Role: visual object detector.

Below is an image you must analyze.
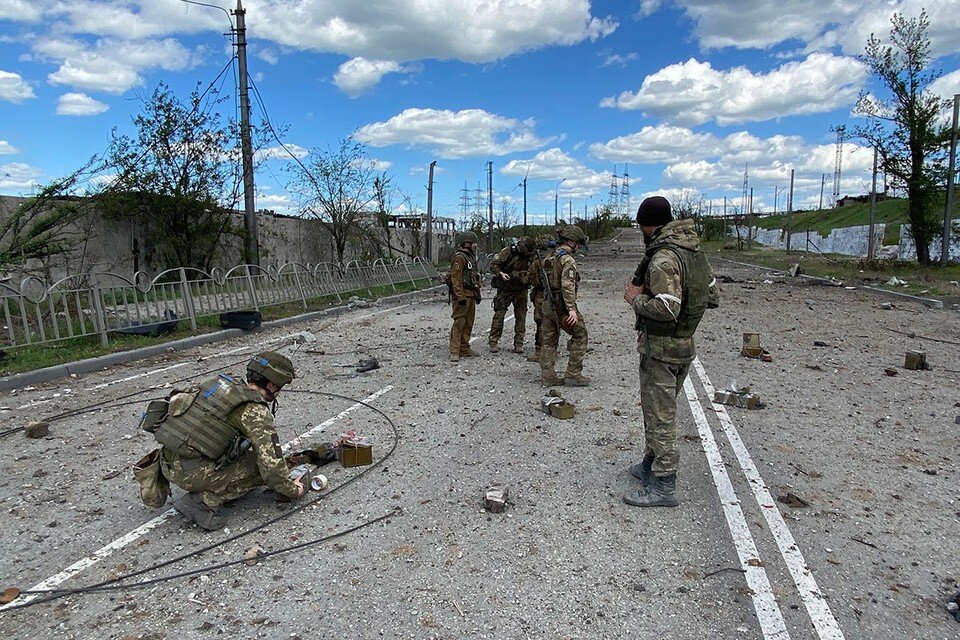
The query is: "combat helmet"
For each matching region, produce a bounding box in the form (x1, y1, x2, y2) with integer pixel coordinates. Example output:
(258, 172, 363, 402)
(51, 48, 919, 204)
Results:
(558, 224, 589, 246)
(516, 236, 536, 255)
(247, 351, 296, 387)
(457, 231, 479, 246)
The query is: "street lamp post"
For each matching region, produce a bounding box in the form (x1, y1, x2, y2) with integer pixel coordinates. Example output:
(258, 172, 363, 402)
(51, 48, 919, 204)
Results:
(554, 178, 566, 226)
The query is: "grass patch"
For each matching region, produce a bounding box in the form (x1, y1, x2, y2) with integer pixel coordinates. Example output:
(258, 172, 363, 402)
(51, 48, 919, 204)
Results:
(752, 198, 909, 244)
(0, 278, 438, 376)
(705, 241, 960, 298)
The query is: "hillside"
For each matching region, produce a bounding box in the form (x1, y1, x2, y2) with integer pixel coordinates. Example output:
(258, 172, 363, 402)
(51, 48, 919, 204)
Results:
(751, 198, 909, 244)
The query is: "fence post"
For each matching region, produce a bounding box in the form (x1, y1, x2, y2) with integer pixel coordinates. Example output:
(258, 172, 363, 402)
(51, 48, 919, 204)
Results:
(179, 268, 198, 332)
(91, 280, 109, 347)
(364, 262, 375, 299)
(381, 260, 397, 292)
(291, 268, 308, 310)
(401, 260, 415, 286)
(245, 265, 260, 310)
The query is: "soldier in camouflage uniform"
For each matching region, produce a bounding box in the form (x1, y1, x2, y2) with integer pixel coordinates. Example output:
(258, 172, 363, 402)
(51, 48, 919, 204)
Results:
(488, 236, 535, 354)
(525, 234, 557, 363)
(539, 225, 590, 387)
(137, 351, 305, 530)
(448, 231, 482, 362)
(622, 197, 720, 508)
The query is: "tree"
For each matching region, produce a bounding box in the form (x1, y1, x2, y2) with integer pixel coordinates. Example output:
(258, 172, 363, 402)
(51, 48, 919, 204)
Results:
(0, 162, 100, 273)
(290, 137, 385, 264)
(853, 10, 950, 265)
(99, 83, 246, 271)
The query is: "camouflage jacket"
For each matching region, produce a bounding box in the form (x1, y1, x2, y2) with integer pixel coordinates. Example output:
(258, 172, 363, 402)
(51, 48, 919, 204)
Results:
(490, 246, 532, 290)
(449, 249, 481, 301)
(632, 218, 720, 363)
(227, 402, 300, 499)
(544, 246, 580, 314)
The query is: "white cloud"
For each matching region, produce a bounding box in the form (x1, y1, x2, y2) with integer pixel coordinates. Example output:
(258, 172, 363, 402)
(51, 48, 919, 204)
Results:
(256, 144, 309, 162)
(590, 125, 720, 164)
(56, 92, 109, 115)
(370, 158, 393, 171)
(500, 148, 609, 199)
(257, 47, 280, 65)
(251, 0, 617, 64)
(0, 162, 43, 193)
(601, 52, 638, 67)
(930, 69, 960, 102)
(45, 0, 225, 39)
(601, 53, 867, 125)
(0, 0, 42, 22)
(38, 37, 199, 94)
(355, 108, 552, 158)
(256, 193, 298, 216)
(636, 1, 662, 18)
(0, 140, 17, 155)
(0, 69, 36, 103)
(333, 57, 403, 97)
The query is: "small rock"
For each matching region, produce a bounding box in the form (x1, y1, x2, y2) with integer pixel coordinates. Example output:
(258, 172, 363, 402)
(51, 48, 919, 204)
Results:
(24, 421, 50, 438)
(803, 298, 815, 307)
(880, 302, 893, 310)
(484, 484, 509, 513)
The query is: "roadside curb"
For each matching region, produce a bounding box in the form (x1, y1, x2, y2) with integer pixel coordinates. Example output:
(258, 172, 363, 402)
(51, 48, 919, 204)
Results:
(712, 256, 946, 309)
(0, 284, 446, 392)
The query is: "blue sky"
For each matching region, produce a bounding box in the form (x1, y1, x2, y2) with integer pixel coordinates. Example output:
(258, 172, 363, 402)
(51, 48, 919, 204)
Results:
(1, 0, 959, 227)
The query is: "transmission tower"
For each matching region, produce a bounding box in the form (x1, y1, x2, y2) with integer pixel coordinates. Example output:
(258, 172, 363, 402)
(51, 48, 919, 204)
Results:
(474, 182, 485, 216)
(619, 164, 630, 216)
(740, 163, 749, 215)
(460, 181, 471, 216)
(608, 164, 619, 213)
(831, 125, 846, 208)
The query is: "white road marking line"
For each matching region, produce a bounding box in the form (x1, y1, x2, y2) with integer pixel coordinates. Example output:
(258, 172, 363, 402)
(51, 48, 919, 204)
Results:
(692, 358, 846, 640)
(469, 313, 515, 344)
(682, 377, 792, 640)
(1, 385, 394, 611)
(355, 302, 414, 321)
(90, 362, 191, 391)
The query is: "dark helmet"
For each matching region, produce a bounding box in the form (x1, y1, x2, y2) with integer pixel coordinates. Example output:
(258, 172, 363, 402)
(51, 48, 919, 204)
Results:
(636, 196, 673, 227)
(558, 225, 588, 245)
(537, 233, 557, 249)
(516, 236, 536, 255)
(247, 351, 296, 387)
(457, 231, 479, 245)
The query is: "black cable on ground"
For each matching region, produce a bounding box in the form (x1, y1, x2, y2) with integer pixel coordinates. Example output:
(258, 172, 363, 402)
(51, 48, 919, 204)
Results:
(2, 389, 400, 612)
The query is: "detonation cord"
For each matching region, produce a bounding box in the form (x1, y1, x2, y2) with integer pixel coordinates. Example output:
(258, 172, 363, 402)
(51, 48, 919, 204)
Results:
(1, 389, 401, 612)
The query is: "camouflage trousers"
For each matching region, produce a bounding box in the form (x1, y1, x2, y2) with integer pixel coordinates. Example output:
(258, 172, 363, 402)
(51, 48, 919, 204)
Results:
(489, 288, 528, 348)
(449, 298, 477, 355)
(538, 298, 588, 378)
(530, 291, 544, 352)
(638, 354, 691, 476)
(161, 449, 264, 509)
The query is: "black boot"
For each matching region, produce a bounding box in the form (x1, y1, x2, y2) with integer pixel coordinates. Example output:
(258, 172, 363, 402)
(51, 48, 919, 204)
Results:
(173, 492, 225, 530)
(622, 473, 679, 508)
(630, 451, 655, 490)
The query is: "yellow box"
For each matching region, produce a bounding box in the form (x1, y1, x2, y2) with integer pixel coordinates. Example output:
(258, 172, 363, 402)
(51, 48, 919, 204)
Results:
(340, 443, 373, 467)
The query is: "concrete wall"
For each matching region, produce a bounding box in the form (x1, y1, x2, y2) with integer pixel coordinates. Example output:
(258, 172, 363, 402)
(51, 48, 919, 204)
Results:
(746, 221, 959, 262)
(0, 195, 455, 281)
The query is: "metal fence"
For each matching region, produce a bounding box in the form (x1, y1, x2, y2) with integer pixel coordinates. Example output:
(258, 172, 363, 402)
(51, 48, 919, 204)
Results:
(0, 258, 440, 349)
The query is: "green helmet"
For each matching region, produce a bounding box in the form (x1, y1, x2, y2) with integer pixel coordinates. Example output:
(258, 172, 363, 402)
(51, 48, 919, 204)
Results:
(516, 236, 536, 255)
(558, 225, 588, 245)
(248, 351, 296, 387)
(457, 231, 479, 245)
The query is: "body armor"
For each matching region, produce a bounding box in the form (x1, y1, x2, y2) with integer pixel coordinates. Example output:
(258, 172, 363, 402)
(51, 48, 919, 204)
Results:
(151, 374, 266, 460)
(635, 242, 711, 338)
(452, 248, 479, 291)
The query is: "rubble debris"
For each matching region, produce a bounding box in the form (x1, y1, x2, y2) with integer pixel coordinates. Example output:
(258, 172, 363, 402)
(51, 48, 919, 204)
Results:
(886, 276, 908, 287)
(24, 421, 50, 438)
(787, 263, 802, 277)
(540, 395, 576, 419)
(884, 368, 898, 377)
(243, 545, 264, 566)
(292, 331, 317, 344)
(0, 587, 20, 604)
(880, 302, 893, 310)
(813, 340, 830, 348)
(947, 590, 960, 622)
(714, 381, 762, 409)
(355, 357, 380, 373)
(483, 484, 509, 513)
(904, 350, 930, 371)
(776, 491, 810, 508)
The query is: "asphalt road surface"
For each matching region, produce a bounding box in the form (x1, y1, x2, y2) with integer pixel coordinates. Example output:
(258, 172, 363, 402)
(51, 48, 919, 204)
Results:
(1, 228, 958, 640)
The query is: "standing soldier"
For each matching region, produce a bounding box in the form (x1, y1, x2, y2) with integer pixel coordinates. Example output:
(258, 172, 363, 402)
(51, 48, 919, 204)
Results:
(448, 231, 482, 362)
(488, 236, 536, 354)
(538, 225, 590, 387)
(526, 234, 557, 362)
(133, 351, 305, 530)
(622, 196, 720, 508)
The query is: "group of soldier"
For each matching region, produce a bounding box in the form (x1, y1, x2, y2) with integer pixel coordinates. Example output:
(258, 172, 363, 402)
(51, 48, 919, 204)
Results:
(446, 224, 591, 387)
(133, 195, 719, 530)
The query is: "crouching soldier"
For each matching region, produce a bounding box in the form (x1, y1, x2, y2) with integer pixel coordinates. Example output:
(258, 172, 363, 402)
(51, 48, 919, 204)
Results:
(134, 351, 305, 530)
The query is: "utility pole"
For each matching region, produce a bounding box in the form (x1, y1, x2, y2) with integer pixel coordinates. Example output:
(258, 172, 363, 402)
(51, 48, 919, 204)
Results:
(233, 0, 258, 266)
(426, 161, 436, 262)
(747, 187, 753, 250)
(486, 161, 493, 250)
(786, 169, 795, 252)
(869, 148, 878, 260)
(554, 178, 566, 226)
(522, 176, 528, 236)
(818, 173, 826, 211)
(943, 94, 959, 265)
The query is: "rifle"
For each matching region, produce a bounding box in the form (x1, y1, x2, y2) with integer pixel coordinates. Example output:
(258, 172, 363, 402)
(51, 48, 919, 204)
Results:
(535, 248, 568, 320)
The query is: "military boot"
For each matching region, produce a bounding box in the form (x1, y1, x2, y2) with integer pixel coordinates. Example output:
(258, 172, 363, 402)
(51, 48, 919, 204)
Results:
(488, 342, 499, 353)
(461, 348, 480, 357)
(541, 375, 565, 387)
(564, 373, 592, 387)
(526, 350, 541, 362)
(630, 450, 655, 490)
(449, 353, 460, 362)
(622, 474, 679, 508)
(511, 344, 524, 354)
(173, 492, 225, 530)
